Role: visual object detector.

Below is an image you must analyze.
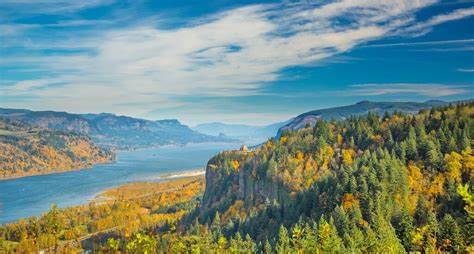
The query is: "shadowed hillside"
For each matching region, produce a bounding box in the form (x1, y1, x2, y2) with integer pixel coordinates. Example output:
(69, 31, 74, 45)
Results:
(0, 118, 114, 179)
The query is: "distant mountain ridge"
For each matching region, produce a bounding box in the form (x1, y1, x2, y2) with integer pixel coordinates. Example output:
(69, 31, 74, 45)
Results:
(0, 108, 233, 149)
(193, 120, 291, 145)
(277, 100, 449, 137)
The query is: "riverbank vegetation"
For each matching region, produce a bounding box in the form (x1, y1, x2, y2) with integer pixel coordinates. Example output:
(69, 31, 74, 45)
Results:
(0, 176, 204, 253)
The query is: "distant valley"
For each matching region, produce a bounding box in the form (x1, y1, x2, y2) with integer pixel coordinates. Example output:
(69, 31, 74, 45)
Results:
(0, 100, 454, 180)
(192, 121, 290, 145)
(0, 108, 234, 150)
(195, 100, 451, 143)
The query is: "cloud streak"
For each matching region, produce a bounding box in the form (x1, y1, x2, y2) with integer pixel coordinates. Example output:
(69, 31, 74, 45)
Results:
(1, 0, 473, 122)
(401, 6, 474, 35)
(458, 68, 474, 72)
(347, 83, 471, 97)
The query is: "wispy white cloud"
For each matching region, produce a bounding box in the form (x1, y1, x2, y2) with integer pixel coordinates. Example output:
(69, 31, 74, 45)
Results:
(400, 7, 474, 35)
(458, 68, 474, 72)
(362, 38, 474, 48)
(1, 0, 472, 123)
(408, 46, 474, 52)
(0, 0, 114, 15)
(347, 83, 471, 97)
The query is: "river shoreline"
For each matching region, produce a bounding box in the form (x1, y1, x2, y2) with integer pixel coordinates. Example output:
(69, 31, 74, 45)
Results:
(1, 169, 206, 225)
(92, 169, 205, 204)
(0, 142, 235, 181)
(0, 143, 235, 225)
(0, 160, 115, 181)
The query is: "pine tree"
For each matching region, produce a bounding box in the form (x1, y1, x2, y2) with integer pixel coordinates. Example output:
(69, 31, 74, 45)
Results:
(407, 127, 418, 161)
(211, 212, 222, 241)
(426, 140, 441, 170)
(244, 234, 256, 253)
(461, 129, 471, 151)
(230, 232, 245, 253)
(424, 211, 439, 253)
(393, 209, 413, 251)
(318, 217, 343, 253)
(276, 225, 290, 254)
(300, 222, 318, 252)
(264, 239, 272, 254)
(439, 214, 464, 252)
(372, 212, 405, 253)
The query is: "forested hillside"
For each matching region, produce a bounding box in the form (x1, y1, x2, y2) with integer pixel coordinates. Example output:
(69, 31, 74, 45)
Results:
(0, 118, 114, 179)
(277, 100, 447, 136)
(195, 102, 473, 253)
(1, 102, 472, 253)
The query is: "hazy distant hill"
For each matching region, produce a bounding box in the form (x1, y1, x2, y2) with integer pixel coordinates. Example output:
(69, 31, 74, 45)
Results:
(0, 108, 233, 149)
(0, 118, 114, 179)
(193, 120, 290, 144)
(277, 100, 447, 136)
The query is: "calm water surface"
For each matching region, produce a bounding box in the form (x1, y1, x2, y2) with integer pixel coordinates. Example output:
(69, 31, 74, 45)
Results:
(0, 143, 237, 224)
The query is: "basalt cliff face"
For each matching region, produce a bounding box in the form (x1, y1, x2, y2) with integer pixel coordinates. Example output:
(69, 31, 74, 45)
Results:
(199, 149, 293, 223)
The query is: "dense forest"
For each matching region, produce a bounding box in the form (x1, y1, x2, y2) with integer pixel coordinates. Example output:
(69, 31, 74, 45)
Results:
(1, 102, 472, 253)
(0, 118, 114, 179)
(194, 102, 473, 253)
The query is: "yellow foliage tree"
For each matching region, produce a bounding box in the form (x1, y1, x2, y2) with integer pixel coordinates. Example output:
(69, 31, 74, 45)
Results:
(337, 134, 343, 146)
(462, 149, 474, 177)
(445, 152, 462, 183)
(296, 151, 304, 161)
(341, 149, 355, 165)
(342, 193, 359, 210)
(407, 162, 424, 214)
(231, 160, 239, 171)
(428, 174, 445, 197)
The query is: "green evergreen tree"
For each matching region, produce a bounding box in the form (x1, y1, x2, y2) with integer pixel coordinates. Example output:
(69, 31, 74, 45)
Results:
(424, 211, 439, 253)
(276, 225, 290, 254)
(211, 212, 222, 241)
(264, 239, 272, 254)
(393, 209, 414, 251)
(439, 214, 464, 252)
(318, 217, 343, 253)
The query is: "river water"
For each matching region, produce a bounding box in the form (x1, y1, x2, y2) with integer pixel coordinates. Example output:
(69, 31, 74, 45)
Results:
(0, 143, 237, 224)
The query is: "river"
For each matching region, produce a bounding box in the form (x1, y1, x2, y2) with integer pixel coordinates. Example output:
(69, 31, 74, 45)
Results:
(0, 143, 237, 224)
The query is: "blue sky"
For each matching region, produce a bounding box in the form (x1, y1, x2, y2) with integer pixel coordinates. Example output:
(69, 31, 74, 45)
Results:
(0, 0, 473, 125)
